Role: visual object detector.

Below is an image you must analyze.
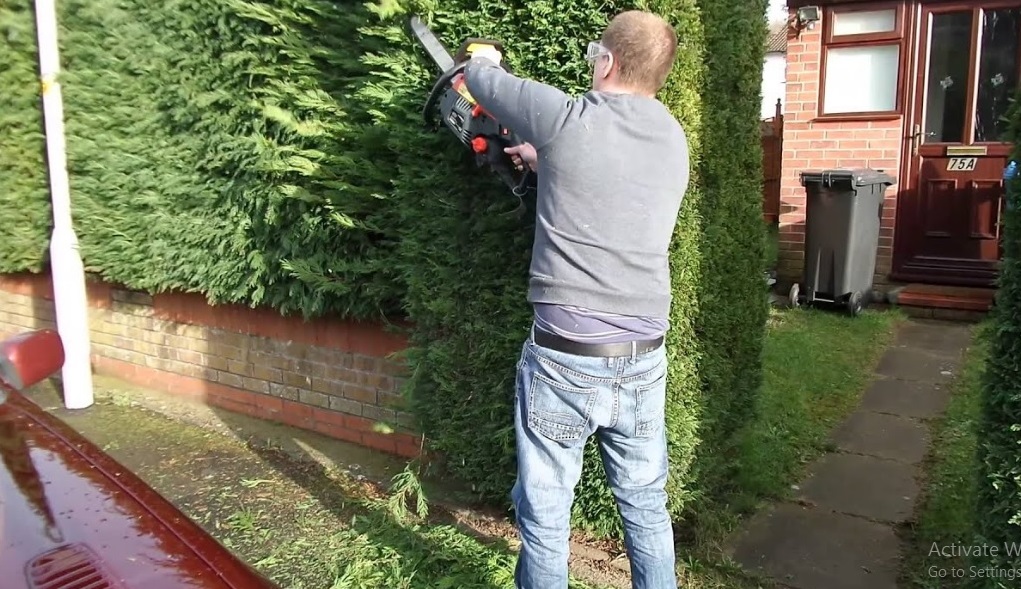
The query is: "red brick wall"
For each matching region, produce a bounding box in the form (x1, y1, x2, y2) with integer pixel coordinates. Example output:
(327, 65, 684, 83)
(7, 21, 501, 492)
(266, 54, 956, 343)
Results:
(0, 273, 423, 458)
(777, 14, 905, 291)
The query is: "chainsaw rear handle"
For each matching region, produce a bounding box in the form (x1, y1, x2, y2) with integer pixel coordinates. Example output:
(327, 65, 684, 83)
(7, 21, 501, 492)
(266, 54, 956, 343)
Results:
(468, 131, 534, 196)
(482, 135, 535, 197)
(496, 130, 537, 196)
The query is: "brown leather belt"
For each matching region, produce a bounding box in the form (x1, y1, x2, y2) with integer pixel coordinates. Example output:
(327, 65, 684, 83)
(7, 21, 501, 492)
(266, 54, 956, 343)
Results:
(532, 326, 664, 358)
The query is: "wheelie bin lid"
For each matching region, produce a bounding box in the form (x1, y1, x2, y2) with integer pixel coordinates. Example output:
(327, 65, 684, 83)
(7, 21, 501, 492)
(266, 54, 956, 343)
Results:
(800, 168, 897, 187)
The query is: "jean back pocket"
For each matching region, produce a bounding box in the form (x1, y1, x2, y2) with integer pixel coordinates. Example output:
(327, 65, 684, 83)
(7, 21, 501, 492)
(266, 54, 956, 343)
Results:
(527, 372, 597, 442)
(635, 372, 667, 438)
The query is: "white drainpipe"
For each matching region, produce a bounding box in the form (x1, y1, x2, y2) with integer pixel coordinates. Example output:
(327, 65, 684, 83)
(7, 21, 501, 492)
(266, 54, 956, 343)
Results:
(34, 0, 94, 409)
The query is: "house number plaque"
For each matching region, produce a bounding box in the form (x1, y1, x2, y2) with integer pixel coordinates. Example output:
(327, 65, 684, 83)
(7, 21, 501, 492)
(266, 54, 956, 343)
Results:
(946, 157, 978, 172)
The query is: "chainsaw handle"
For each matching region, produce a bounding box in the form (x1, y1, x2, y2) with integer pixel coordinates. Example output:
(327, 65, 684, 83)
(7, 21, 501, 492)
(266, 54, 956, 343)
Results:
(502, 131, 537, 195)
(423, 62, 468, 125)
(422, 55, 513, 125)
(485, 137, 536, 196)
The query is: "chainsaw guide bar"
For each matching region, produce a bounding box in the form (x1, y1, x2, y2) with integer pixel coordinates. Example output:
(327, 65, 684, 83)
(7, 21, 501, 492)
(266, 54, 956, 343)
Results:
(409, 16, 456, 73)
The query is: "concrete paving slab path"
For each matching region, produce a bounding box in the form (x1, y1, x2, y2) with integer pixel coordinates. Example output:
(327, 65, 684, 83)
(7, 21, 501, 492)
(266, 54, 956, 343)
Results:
(728, 318, 974, 589)
(796, 452, 919, 524)
(732, 504, 902, 589)
(830, 411, 931, 464)
(858, 378, 952, 420)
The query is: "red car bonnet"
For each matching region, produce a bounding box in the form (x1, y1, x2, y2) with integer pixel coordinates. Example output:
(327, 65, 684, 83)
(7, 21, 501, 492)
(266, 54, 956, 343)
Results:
(0, 330, 279, 589)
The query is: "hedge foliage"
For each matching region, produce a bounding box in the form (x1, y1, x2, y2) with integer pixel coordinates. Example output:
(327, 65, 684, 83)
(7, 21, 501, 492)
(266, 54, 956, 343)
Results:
(356, 0, 710, 536)
(55, 0, 403, 318)
(0, 1, 51, 273)
(690, 0, 769, 500)
(970, 94, 1021, 587)
(1, 0, 769, 536)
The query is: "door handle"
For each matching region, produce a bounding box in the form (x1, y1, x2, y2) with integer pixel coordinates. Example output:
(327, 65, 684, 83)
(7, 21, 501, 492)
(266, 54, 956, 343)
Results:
(911, 124, 922, 156)
(910, 124, 935, 156)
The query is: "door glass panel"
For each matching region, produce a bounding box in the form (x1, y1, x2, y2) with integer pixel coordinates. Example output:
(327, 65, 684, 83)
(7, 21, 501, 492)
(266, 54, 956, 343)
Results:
(974, 8, 1020, 143)
(923, 11, 974, 143)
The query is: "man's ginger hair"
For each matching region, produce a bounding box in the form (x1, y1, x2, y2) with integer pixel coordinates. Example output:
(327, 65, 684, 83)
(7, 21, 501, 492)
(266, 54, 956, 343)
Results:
(600, 10, 678, 95)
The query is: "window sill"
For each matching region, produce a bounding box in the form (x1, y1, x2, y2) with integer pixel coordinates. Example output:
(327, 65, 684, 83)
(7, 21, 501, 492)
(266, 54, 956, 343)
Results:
(812, 113, 902, 123)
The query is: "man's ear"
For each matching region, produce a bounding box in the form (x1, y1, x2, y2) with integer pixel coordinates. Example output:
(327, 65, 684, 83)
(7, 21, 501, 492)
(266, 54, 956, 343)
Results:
(600, 54, 615, 80)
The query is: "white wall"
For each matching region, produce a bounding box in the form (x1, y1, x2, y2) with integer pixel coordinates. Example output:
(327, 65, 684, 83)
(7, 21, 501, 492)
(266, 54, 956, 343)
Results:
(767, 0, 787, 21)
(762, 0, 788, 119)
(761, 52, 786, 119)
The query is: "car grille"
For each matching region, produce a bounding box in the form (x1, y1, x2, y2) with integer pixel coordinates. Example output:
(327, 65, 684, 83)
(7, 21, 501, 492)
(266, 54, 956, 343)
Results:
(27, 543, 121, 589)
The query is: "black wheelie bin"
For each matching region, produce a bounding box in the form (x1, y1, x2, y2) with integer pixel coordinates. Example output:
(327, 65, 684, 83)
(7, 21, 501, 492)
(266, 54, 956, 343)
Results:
(788, 168, 896, 316)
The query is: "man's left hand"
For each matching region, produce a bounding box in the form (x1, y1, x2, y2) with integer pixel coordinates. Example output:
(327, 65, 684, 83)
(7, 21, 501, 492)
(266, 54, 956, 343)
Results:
(470, 46, 503, 65)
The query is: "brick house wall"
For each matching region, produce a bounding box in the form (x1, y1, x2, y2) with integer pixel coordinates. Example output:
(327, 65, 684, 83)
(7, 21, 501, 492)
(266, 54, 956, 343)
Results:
(0, 273, 423, 458)
(776, 14, 905, 292)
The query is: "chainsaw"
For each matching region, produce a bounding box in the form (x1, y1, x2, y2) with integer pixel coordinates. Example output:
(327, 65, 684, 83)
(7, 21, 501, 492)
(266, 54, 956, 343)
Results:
(408, 16, 536, 206)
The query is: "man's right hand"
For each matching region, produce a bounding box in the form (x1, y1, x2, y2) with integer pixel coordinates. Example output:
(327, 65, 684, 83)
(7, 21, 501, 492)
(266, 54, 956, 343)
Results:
(505, 143, 538, 172)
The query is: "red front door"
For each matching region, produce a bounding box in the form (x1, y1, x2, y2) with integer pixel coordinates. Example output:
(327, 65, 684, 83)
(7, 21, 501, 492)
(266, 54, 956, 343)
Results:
(893, 2, 1020, 285)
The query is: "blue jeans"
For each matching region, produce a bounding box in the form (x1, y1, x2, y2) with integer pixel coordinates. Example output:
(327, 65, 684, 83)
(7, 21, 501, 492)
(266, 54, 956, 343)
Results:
(511, 331, 677, 589)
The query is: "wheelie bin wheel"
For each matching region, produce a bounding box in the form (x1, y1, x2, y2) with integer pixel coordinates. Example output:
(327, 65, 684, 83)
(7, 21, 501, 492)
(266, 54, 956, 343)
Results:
(789, 283, 801, 309)
(846, 291, 864, 317)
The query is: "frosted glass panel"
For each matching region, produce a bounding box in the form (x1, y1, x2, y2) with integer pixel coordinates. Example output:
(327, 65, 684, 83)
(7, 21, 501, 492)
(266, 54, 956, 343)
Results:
(823, 44, 900, 113)
(832, 9, 897, 36)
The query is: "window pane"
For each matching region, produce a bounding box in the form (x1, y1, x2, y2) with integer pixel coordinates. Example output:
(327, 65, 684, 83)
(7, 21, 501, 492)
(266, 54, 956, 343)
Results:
(923, 11, 974, 143)
(823, 45, 900, 114)
(832, 9, 898, 36)
(975, 8, 1020, 143)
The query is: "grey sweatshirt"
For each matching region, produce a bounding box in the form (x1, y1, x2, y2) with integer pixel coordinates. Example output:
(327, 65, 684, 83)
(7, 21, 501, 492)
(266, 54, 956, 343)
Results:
(463, 57, 689, 324)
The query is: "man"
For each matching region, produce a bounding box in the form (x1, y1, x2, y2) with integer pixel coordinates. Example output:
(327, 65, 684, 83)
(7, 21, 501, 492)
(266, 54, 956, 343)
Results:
(463, 10, 689, 589)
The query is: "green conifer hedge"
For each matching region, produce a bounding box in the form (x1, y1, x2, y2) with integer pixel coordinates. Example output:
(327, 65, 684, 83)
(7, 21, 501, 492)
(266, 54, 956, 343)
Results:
(0, 2, 51, 273)
(357, 0, 707, 535)
(55, 0, 403, 318)
(970, 94, 1021, 586)
(690, 0, 769, 499)
(0, 0, 769, 536)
